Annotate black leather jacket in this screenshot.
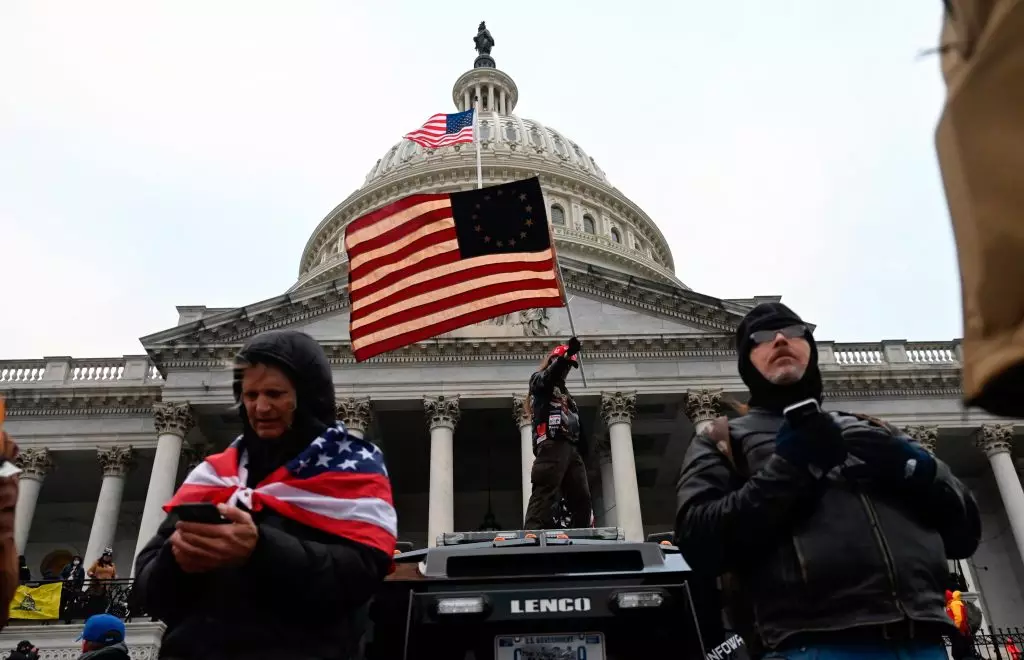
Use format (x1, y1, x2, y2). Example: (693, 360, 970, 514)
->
(675, 408, 980, 650)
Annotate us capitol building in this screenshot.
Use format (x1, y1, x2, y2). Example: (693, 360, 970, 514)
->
(2, 23, 1023, 657)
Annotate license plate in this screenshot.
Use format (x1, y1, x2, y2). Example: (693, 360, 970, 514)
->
(495, 633, 604, 660)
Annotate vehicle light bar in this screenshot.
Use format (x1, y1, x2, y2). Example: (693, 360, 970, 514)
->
(435, 596, 487, 615)
(614, 590, 666, 609)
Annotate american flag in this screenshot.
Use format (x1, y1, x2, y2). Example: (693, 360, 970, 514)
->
(345, 177, 565, 362)
(403, 109, 475, 149)
(164, 423, 397, 556)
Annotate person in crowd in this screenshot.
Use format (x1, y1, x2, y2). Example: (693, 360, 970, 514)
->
(16, 557, 28, 584)
(675, 302, 981, 660)
(0, 428, 20, 632)
(86, 548, 116, 587)
(61, 555, 86, 590)
(7, 640, 39, 660)
(134, 330, 396, 660)
(523, 337, 592, 530)
(75, 614, 129, 660)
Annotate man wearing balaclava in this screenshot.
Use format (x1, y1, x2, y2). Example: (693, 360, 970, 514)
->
(675, 302, 981, 660)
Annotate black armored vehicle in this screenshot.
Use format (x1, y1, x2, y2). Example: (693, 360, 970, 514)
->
(365, 527, 707, 660)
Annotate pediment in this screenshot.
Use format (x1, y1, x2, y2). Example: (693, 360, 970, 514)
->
(140, 263, 755, 353)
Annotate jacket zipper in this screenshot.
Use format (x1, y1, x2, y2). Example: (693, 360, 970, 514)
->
(791, 536, 810, 585)
(858, 492, 906, 615)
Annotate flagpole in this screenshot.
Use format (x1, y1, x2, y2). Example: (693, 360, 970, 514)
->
(544, 216, 588, 389)
(474, 100, 483, 190)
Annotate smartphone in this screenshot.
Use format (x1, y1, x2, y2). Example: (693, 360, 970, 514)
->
(172, 502, 229, 524)
(783, 398, 821, 427)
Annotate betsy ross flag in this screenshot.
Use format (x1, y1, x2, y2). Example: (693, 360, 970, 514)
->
(346, 177, 565, 362)
(164, 423, 397, 556)
(403, 109, 475, 149)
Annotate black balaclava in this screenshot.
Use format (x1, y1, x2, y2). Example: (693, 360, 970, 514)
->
(736, 302, 823, 414)
(232, 330, 337, 486)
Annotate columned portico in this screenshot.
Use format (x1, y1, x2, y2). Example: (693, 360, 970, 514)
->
(133, 402, 193, 570)
(685, 389, 723, 437)
(976, 424, 1024, 567)
(512, 394, 533, 522)
(904, 425, 938, 454)
(601, 391, 642, 541)
(14, 448, 53, 555)
(424, 395, 459, 546)
(84, 446, 134, 569)
(337, 397, 373, 441)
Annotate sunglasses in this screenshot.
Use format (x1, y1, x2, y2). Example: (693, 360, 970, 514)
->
(750, 324, 807, 345)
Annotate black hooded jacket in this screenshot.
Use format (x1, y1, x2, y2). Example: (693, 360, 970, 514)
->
(134, 331, 391, 660)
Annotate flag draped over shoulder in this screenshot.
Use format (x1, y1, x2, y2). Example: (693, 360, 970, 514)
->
(345, 176, 565, 362)
(9, 582, 61, 620)
(403, 109, 475, 149)
(164, 423, 397, 556)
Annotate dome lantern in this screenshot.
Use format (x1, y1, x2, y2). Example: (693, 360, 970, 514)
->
(452, 21, 518, 116)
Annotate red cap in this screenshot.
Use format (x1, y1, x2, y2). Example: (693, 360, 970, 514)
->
(549, 344, 579, 364)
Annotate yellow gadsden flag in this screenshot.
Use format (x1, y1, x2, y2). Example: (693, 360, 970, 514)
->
(9, 582, 62, 620)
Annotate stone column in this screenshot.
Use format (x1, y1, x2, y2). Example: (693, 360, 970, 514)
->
(463, 90, 470, 112)
(133, 402, 194, 570)
(597, 440, 617, 528)
(684, 389, 723, 437)
(977, 424, 1024, 565)
(904, 425, 939, 454)
(84, 446, 134, 570)
(512, 394, 533, 522)
(337, 397, 373, 441)
(601, 391, 642, 541)
(499, 90, 507, 115)
(14, 448, 53, 554)
(488, 85, 495, 112)
(424, 395, 459, 546)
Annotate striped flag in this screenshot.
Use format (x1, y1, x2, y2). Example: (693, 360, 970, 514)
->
(403, 109, 475, 149)
(345, 177, 565, 362)
(164, 423, 397, 556)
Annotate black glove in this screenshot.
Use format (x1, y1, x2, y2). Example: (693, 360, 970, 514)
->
(565, 336, 582, 357)
(774, 412, 847, 472)
(842, 436, 937, 491)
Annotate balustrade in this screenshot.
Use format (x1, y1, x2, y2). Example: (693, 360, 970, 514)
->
(0, 356, 162, 387)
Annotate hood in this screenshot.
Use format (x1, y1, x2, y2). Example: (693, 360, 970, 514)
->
(78, 642, 130, 660)
(232, 330, 337, 484)
(232, 330, 336, 430)
(735, 302, 823, 413)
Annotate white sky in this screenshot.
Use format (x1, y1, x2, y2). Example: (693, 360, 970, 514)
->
(0, 1, 958, 360)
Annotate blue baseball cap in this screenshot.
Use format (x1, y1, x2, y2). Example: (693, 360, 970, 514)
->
(76, 613, 125, 644)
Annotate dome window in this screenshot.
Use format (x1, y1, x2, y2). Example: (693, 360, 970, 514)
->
(529, 127, 544, 148)
(610, 227, 621, 243)
(504, 122, 518, 143)
(583, 215, 596, 234)
(551, 205, 566, 226)
(479, 120, 492, 141)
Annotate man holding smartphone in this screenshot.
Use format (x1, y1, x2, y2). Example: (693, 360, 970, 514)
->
(675, 302, 981, 660)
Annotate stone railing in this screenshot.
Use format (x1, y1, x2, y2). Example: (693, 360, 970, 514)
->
(0, 356, 163, 388)
(822, 340, 961, 368)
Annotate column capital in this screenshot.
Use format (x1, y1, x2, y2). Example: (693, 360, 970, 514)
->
(600, 391, 636, 426)
(97, 445, 135, 478)
(182, 442, 213, 473)
(153, 402, 194, 439)
(976, 423, 1015, 457)
(684, 389, 723, 426)
(512, 394, 531, 428)
(903, 425, 939, 454)
(424, 395, 460, 431)
(336, 397, 373, 436)
(15, 448, 53, 481)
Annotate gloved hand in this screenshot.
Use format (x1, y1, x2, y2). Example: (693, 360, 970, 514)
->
(774, 412, 847, 472)
(842, 436, 936, 491)
(565, 336, 582, 357)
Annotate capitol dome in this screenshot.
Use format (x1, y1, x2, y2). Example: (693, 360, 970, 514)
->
(293, 30, 683, 292)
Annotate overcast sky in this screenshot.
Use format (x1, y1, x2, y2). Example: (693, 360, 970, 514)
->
(0, 1, 957, 359)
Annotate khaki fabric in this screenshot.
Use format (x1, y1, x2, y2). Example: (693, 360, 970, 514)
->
(936, 0, 1024, 415)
